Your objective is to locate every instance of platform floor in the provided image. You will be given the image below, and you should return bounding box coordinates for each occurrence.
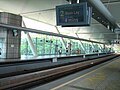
[0,54,83,62]
[30,56,120,90]
[0,53,100,62]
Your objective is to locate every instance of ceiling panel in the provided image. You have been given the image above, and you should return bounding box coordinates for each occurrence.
[0,0,119,43]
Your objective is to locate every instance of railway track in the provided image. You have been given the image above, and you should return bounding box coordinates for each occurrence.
[0,53,111,78]
[0,54,119,90]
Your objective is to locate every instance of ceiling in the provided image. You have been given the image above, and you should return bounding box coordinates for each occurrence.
[0,0,120,44]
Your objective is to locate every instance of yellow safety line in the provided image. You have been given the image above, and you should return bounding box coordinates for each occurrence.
[50,58,119,90]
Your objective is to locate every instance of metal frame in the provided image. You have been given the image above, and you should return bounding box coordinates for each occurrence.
[0,23,105,44]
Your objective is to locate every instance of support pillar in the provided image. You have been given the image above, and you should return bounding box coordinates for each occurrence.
[23,21,38,56]
[55,26,66,50]
[0,12,22,59]
[76,33,86,54]
[25,33,37,56]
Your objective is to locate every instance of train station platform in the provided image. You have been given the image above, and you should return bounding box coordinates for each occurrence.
[0,53,104,62]
[30,56,120,90]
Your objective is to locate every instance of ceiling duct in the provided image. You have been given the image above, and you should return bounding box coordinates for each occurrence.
[87,0,118,30]
[66,0,119,31]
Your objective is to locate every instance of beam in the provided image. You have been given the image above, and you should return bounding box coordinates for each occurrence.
[55,26,66,49]
[66,0,118,29]
[88,0,118,28]
[76,32,115,34]
[0,23,105,44]
[103,0,120,4]
[23,21,38,56]
[25,33,38,56]
[89,38,119,40]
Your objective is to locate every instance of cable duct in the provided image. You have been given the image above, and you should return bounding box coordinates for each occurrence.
[88,0,118,28]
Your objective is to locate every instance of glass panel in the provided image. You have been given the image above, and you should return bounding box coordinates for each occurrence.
[0,38,5,58]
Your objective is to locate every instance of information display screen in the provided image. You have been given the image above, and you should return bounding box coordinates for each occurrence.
[56,3,92,27]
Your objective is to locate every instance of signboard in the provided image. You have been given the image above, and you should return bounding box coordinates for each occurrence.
[56,3,92,27]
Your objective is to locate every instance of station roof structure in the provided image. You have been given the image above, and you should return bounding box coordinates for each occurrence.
[0,0,120,44]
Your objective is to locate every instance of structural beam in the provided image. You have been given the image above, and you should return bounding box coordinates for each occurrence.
[88,0,118,28]
[76,33,86,53]
[0,23,105,44]
[23,21,38,56]
[25,33,38,56]
[55,26,66,49]
[77,32,115,34]
[66,0,119,30]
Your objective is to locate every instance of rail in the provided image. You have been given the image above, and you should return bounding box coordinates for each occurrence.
[0,54,119,90]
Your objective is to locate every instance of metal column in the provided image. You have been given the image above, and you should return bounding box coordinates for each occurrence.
[23,21,38,56]
[88,0,117,27]
[55,26,66,50]
[76,34,86,54]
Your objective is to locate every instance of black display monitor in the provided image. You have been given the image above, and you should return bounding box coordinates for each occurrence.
[56,2,92,27]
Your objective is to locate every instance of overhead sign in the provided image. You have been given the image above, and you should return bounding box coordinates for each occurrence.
[56,3,92,27]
